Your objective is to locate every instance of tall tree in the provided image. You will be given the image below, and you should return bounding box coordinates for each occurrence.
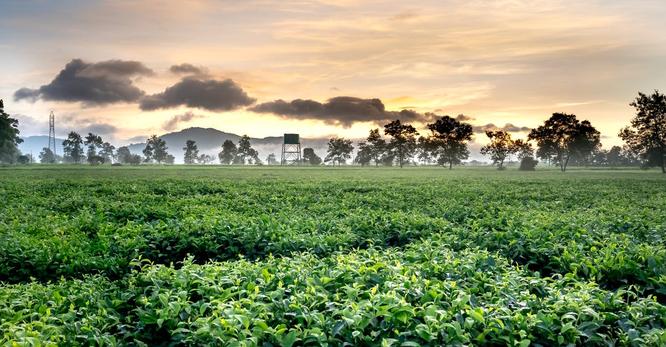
[325,137,354,166]
[0,99,23,164]
[384,120,418,168]
[528,113,600,172]
[99,142,115,163]
[366,128,387,166]
[620,91,666,173]
[218,140,237,164]
[480,130,516,170]
[62,131,84,164]
[416,136,433,165]
[303,147,322,165]
[116,146,132,164]
[84,133,104,165]
[39,147,56,164]
[183,140,199,164]
[143,135,169,163]
[236,135,260,164]
[354,142,373,166]
[426,115,474,169]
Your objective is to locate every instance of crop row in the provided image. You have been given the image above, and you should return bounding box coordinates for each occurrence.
[2,239,665,346]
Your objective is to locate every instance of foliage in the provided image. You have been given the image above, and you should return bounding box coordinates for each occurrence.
[1,167,666,344]
[39,147,56,164]
[620,90,666,173]
[303,148,322,165]
[236,135,261,165]
[0,99,23,164]
[62,131,85,164]
[426,115,473,169]
[519,156,538,171]
[143,135,169,164]
[529,113,600,172]
[384,120,418,168]
[325,137,354,165]
[480,130,516,170]
[219,140,237,164]
[183,140,199,164]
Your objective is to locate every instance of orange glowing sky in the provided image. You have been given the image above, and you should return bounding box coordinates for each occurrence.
[2,0,665,146]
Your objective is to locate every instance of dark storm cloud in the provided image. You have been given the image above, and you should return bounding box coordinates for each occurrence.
[14,59,153,105]
[249,96,424,127]
[169,63,206,76]
[140,77,255,111]
[472,123,531,133]
[163,111,203,131]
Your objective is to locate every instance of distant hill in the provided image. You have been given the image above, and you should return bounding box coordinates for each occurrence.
[18,135,66,158]
[19,127,333,163]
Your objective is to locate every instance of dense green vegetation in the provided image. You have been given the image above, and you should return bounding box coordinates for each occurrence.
[1,166,665,345]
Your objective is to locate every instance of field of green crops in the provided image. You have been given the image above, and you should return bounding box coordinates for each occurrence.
[1,166,665,346]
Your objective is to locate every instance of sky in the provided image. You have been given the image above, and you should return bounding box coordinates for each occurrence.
[1,0,665,146]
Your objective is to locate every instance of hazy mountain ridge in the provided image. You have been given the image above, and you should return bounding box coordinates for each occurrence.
[20,127,330,163]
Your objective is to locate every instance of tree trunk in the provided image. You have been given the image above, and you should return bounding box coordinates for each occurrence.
[449,161,453,170]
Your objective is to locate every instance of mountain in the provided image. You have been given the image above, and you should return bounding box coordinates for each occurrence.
[18,135,66,158]
[127,127,331,163]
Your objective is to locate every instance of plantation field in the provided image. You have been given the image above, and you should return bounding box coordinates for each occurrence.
[1,166,665,346]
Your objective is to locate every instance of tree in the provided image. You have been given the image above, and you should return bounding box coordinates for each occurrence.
[198,154,214,164]
[143,135,169,163]
[519,157,538,171]
[62,131,85,164]
[183,140,199,164]
[528,113,600,172]
[84,133,104,165]
[366,129,387,166]
[354,142,373,166]
[116,146,132,164]
[325,137,354,166]
[165,154,175,164]
[17,154,32,164]
[426,115,474,169]
[100,142,115,164]
[236,135,260,164]
[39,147,56,164]
[218,140,237,164]
[0,99,23,164]
[480,130,516,170]
[303,147,322,165]
[384,120,418,168]
[266,153,278,165]
[619,91,666,173]
[417,136,434,165]
[513,139,533,160]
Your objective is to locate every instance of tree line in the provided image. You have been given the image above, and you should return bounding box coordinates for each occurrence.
[0,90,665,172]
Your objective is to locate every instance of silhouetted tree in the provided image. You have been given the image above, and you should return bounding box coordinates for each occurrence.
[528,113,600,172]
[218,140,237,164]
[513,139,533,160]
[416,136,434,165]
[183,140,199,164]
[84,133,104,165]
[426,115,474,169]
[100,142,115,163]
[143,135,169,163]
[480,130,516,170]
[303,147,322,165]
[0,99,23,164]
[116,146,132,164]
[366,128,387,166]
[17,154,31,164]
[384,120,418,168]
[354,142,373,166]
[620,91,666,173]
[325,137,354,166]
[165,154,175,164]
[62,131,85,164]
[236,135,260,164]
[39,147,56,164]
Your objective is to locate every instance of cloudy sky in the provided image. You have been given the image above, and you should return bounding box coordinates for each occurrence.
[2,0,665,145]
